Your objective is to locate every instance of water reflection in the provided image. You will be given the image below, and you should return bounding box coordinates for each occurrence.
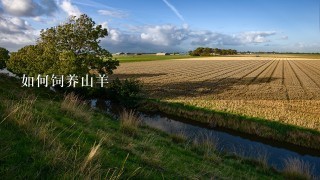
[91,99,320,176]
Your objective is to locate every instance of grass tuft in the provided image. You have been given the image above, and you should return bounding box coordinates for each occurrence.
[2,96,36,126]
[61,93,92,122]
[255,150,269,170]
[81,140,103,173]
[283,157,314,180]
[105,154,141,180]
[170,131,187,143]
[119,109,141,136]
[193,133,219,160]
[141,150,164,171]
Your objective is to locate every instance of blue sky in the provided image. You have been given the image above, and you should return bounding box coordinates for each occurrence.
[0,0,319,52]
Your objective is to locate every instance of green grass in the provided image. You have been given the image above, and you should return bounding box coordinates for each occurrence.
[115,54,320,63]
[0,74,286,179]
[114,54,192,63]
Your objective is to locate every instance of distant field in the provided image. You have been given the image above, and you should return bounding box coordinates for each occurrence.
[114,57,320,131]
[114,54,320,63]
[114,54,193,62]
[238,54,320,59]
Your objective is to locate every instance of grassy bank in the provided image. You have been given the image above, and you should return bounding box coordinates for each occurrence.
[114,54,192,63]
[139,99,320,150]
[0,75,290,179]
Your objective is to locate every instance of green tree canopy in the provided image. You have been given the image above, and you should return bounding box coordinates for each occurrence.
[7,45,44,76]
[189,47,237,56]
[7,14,119,76]
[0,47,10,69]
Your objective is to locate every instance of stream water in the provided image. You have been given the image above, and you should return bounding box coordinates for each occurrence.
[91,99,320,177]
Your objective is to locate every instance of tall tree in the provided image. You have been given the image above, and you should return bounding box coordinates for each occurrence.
[0,47,10,69]
[8,14,119,76]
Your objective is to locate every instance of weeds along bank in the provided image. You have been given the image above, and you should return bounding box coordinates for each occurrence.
[139,99,320,150]
[0,74,287,179]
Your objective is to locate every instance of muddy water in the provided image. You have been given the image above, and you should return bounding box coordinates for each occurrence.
[91,99,320,177]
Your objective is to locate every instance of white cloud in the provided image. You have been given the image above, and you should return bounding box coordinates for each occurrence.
[0,16,37,51]
[0,16,32,33]
[1,0,34,16]
[1,0,58,17]
[100,24,278,52]
[59,0,81,17]
[162,0,184,21]
[140,24,189,46]
[32,16,43,22]
[98,9,128,18]
[101,24,187,52]
[238,31,276,44]
[100,22,123,42]
[190,31,277,46]
[109,29,122,42]
[73,0,115,10]
[100,21,108,29]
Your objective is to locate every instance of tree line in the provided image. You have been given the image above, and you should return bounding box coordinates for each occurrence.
[189,47,238,56]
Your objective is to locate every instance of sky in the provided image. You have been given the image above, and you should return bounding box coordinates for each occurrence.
[0,0,319,53]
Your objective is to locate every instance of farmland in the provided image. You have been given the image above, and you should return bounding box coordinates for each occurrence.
[114,57,320,131]
[114,54,193,63]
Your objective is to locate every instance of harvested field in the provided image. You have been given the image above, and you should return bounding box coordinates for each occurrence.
[113,57,320,131]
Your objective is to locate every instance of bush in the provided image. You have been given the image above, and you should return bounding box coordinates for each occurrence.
[108,78,143,107]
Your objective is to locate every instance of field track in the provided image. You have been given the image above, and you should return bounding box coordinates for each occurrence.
[113,57,320,131]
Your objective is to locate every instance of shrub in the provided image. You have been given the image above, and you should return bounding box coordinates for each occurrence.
[108,78,142,107]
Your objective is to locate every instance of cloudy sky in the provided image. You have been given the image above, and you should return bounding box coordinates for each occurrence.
[0,0,319,53]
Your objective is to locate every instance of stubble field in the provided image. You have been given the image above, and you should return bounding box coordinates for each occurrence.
[113,57,320,131]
